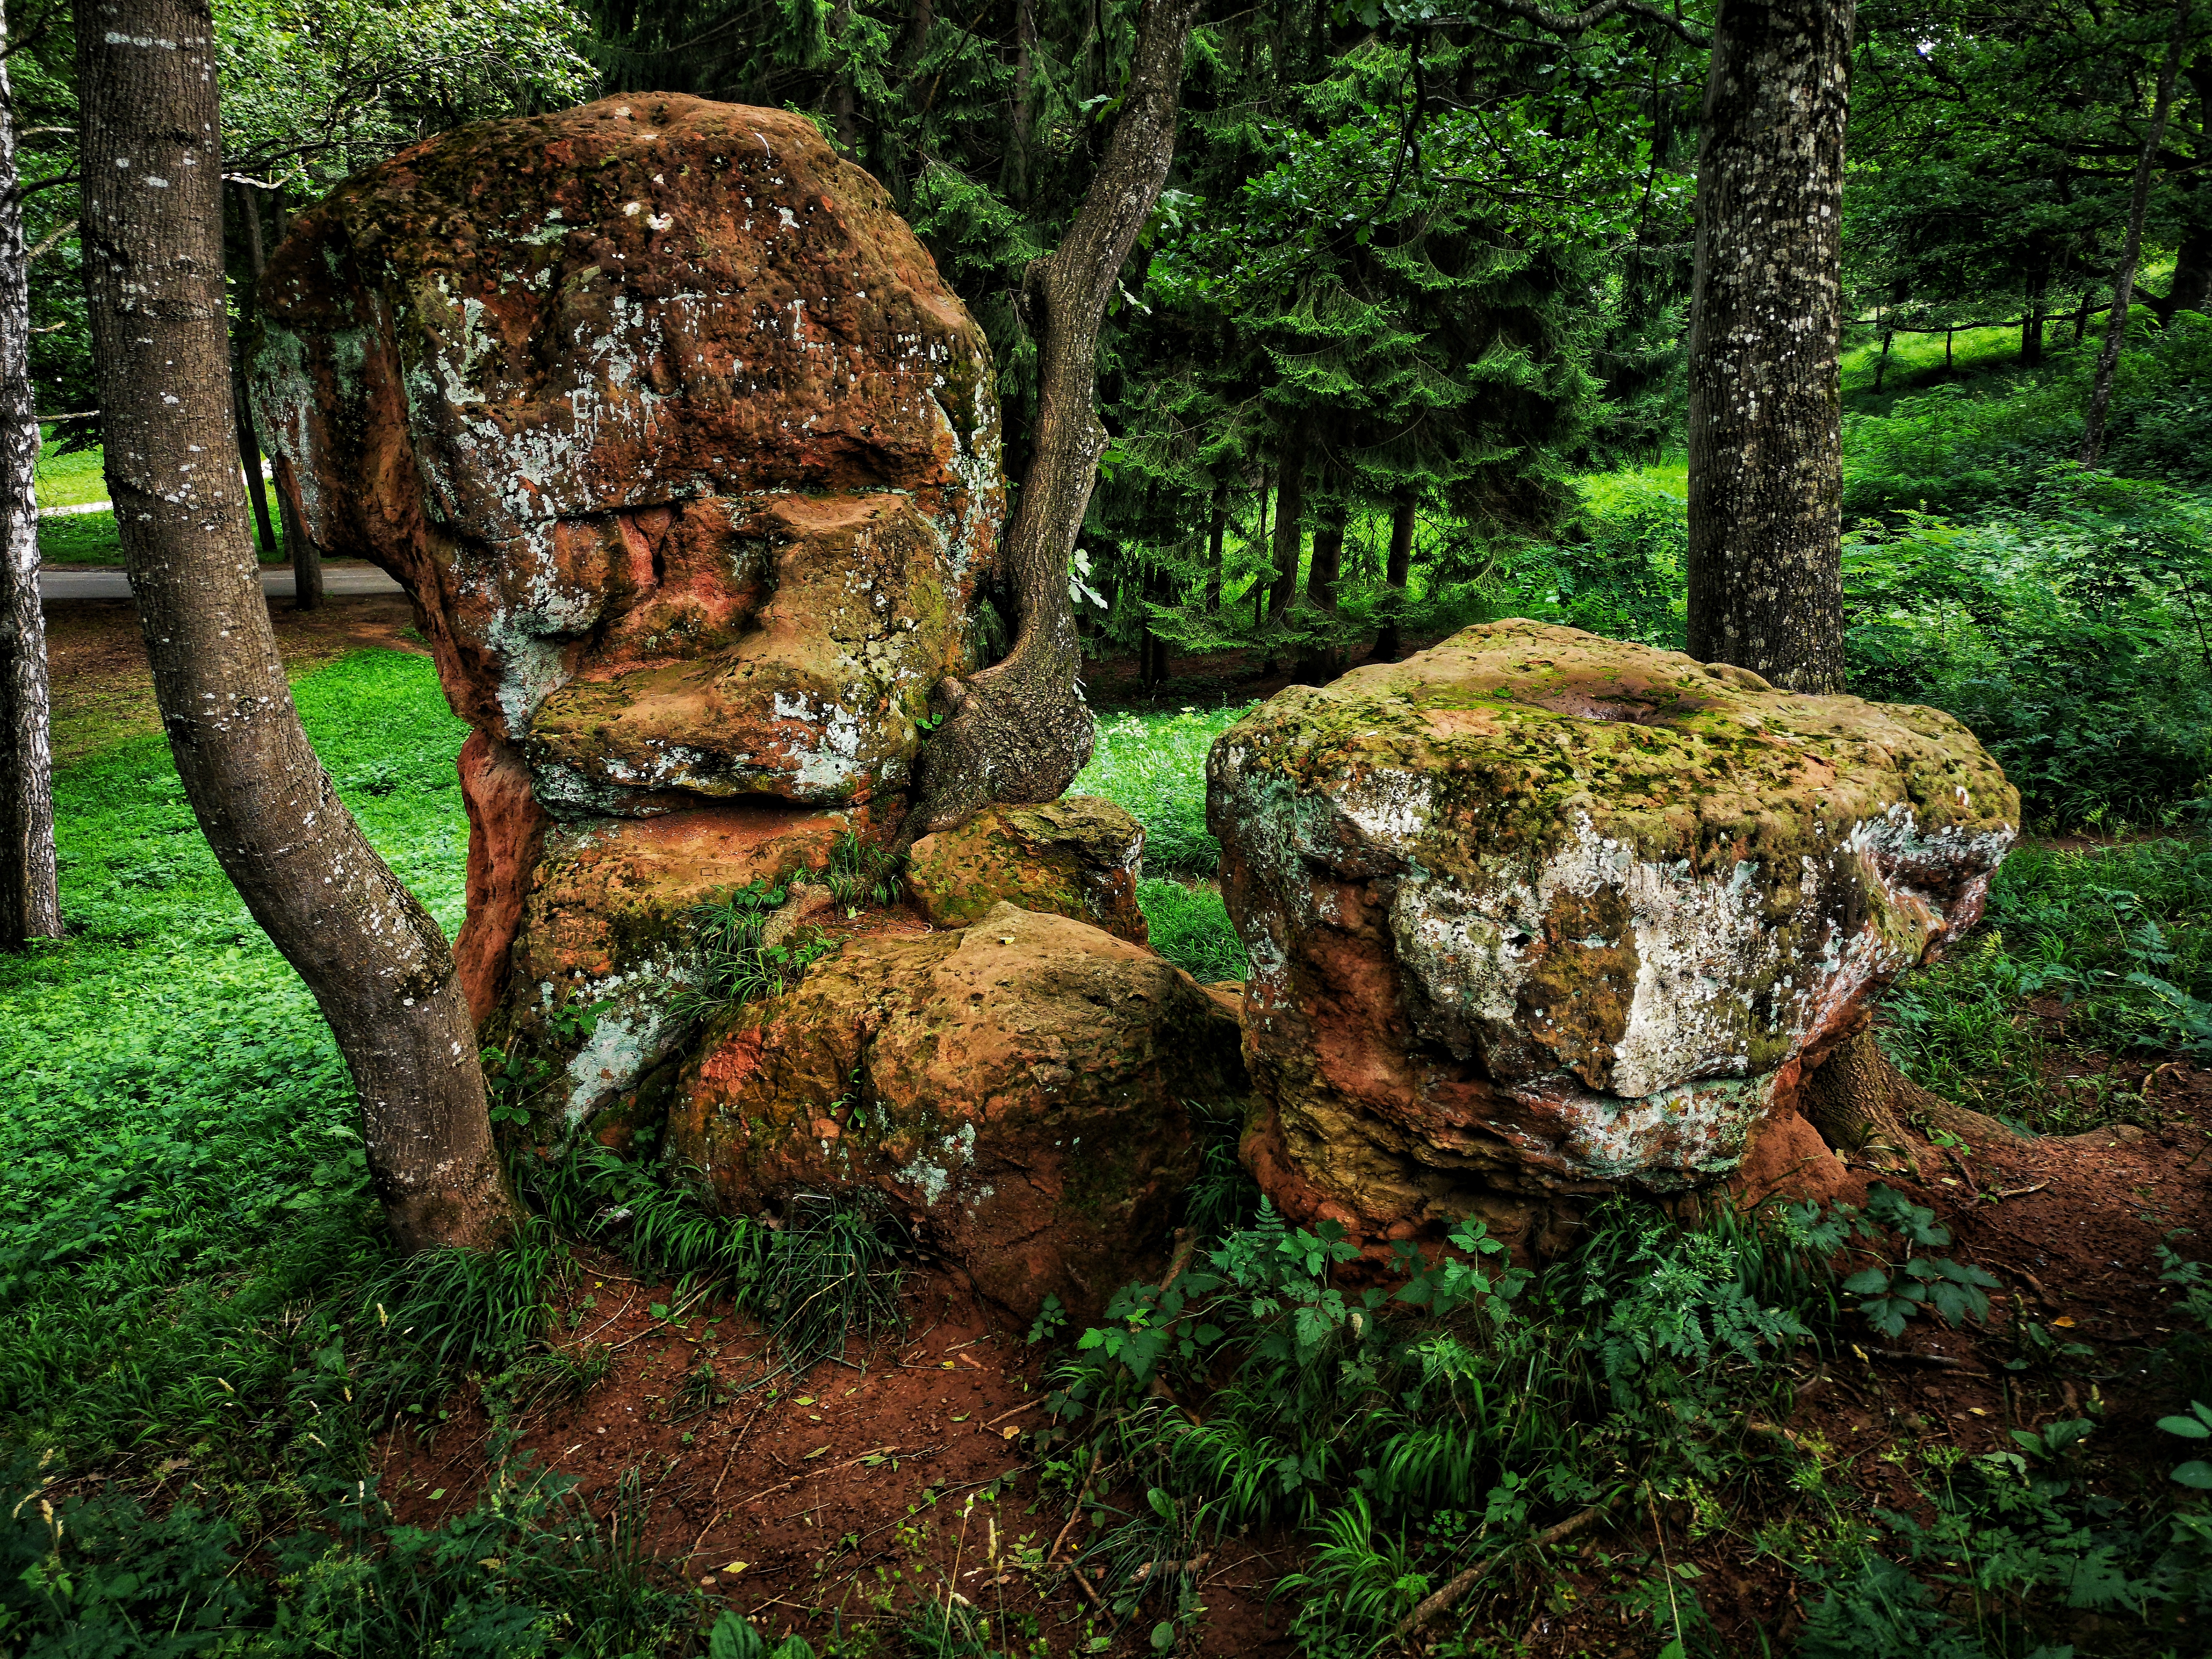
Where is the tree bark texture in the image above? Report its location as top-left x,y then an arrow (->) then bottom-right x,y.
1684,0 -> 1852,694
899,0 -> 1202,840
2079,0 -> 2189,467
78,0 -> 518,1252
0,0 -> 59,949
1802,1025 -> 2020,1174
1375,490 -> 1416,662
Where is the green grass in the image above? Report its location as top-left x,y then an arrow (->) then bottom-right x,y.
1137,878 -> 1248,983
0,650 -> 471,1454
1076,703 -> 1252,878
34,438 -> 108,509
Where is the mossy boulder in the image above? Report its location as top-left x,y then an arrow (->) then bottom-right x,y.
666,903 -> 1246,1318
1208,619 -> 2018,1251
253,95 -> 1002,817
484,800 -> 871,1138
903,796 -> 1148,943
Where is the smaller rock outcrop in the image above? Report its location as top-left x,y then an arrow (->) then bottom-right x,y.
668,903 -> 1246,1318
903,797 -> 1148,943
1210,619 -> 2019,1252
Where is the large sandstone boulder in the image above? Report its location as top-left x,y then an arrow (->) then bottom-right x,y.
254,96 -> 1010,1114
1209,620 -> 2018,1251
253,95 -> 1000,821
667,904 -> 1247,1318
903,797 -> 1148,943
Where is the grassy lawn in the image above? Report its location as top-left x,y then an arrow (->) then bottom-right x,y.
34,439 -> 289,566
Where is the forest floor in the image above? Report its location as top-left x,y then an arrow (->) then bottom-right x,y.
323,1004 -> 2211,1659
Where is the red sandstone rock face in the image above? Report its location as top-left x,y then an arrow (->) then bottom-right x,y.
668,903 -> 1248,1320
253,95 -> 1002,818
1209,620 -> 2019,1253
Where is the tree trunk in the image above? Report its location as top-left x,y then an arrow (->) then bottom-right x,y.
229,187 -> 277,562
1204,477 -> 1226,611
78,0 -> 518,1253
2022,262 -> 2048,367
2073,285 -> 2094,344
1267,427 -> 1307,626
2164,220 -> 2212,320
1006,0 -> 1037,206
1802,1025 -> 2022,1174
235,183 -> 317,606
1375,490 -> 1415,662
1873,327 -> 1891,392
1684,0 -> 1852,695
0,0 -> 59,949
1295,498 -> 1345,682
2080,0 -> 2190,467
830,0 -> 860,154
899,0 -> 1202,841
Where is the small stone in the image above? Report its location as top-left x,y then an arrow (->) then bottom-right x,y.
905,797 -> 1149,943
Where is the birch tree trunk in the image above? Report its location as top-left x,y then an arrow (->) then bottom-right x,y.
1684,0 -> 1853,693
899,0 -> 1202,840
78,0 -> 518,1252
0,0 -> 58,948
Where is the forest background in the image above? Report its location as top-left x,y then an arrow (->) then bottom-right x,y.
10,0 -> 2212,831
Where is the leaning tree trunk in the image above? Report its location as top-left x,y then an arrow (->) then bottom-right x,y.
1684,0 -> 1853,694
78,0 -> 518,1252
2079,0 -> 2189,467
1295,498 -> 1345,683
899,0 -> 1202,840
0,0 -> 58,949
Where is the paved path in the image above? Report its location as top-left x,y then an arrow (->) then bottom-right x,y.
39,565 -> 405,601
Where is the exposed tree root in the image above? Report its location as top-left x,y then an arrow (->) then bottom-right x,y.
1801,1025 -> 2024,1176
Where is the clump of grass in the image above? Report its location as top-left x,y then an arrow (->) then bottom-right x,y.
1137,879 -> 1248,982
1075,704 -> 1253,877
666,878 -> 840,1023
824,827 -> 903,910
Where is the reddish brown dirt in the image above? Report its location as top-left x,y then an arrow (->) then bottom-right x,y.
42,592 -> 421,765
374,1261 -> 1296,1657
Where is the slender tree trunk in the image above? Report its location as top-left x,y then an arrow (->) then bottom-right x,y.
236,184 -> 318,607
2073,285 -> 2094,344
79,0 -> 518,1252
2022,262 -> 2048,367
1007,0 -> 1037,206
0,0 -> 58,949
1684,0 -> 1853,694
900,0 -> 1202,840
1204,477 -> 1226,611
1295,498 -> 1345,682
2080,0 -> 2189,467
229,187 -> 277,561
830,0 -> 860,153
1873,327 -> 1892,392
1267,428 -> 1307,625
1375,490 -> 1416,662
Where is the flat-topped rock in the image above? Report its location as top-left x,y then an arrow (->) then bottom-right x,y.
1208,618 -> 2018,1249
903,796 -> 1148,943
